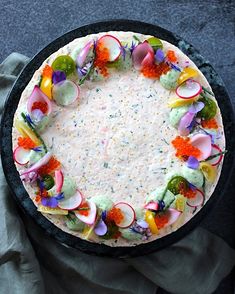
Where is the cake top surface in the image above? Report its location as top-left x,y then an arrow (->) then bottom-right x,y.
12,31 -> 225,247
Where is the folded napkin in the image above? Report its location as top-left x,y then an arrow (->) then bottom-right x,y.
0,53 -> 234,294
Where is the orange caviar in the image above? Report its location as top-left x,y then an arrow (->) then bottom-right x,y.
155,213 -> 169,229
18,136 -> 36,149
172,136 -> 201,159
179,187 -> 197,199
141,61 -> 170,79
38,156 -> 61,175
76,202 -> 89,216
42,65 -> 53,78
201,118 -> 218,129
94,45 -> 110,77
166,50 -> 177,63
35,195 -> 41,203
106,207 -> 124,225
32,101 -> 48,114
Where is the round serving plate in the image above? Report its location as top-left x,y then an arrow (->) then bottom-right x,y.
1,20 -> 235,258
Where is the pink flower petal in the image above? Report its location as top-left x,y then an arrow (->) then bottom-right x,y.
190,134 -> 212,160
132,42 -> 154,70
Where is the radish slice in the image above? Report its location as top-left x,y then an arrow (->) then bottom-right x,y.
144,201 -> 159,211
27,85 -> 52,115
190,134 -> 212,161
52,80 -> 80,106
114,202 -> 136,228
132,42 -> 154,70
165,208 -> 181,226
13,146 -> 31,165
55,170 -> 64,193
176,80 -> 202,99
94,219 -> 108,236
97,35 -> 122,62
75,200 -> 97,225
76,41 -> 93,68
20,152 -> 52,175
209,144 -> 223,166
58,191 -> 82,210
186,188 -> 205,207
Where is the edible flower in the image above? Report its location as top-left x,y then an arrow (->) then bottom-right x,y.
186,156 -> 199,169
155,49 -> 165,63
52,70 -> 66,84
41,196 -> 58,208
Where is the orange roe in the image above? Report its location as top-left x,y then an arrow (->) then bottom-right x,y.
172,136 -> 201,160
106,207 -> 124,225
18,136 -> 36,149
166,50 -> 177,63
201,118 -> 218,129
155,213 -> 169,229
35,195 -> 41,203
179,187 -> 197,199
38,156 -> 61,175
76,202 -> 89,216
32,101 -> 48,114
141,61 -> 170,79
94,44 -> 110,77
42,65 -> 53,78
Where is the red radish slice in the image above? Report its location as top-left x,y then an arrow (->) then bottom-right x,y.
13,146 -> 31,165
176,80 -> 202,99
165,208 -> 181,226
27,85 -> 52,115
75,200 -> 97,225
114,202 -> 136,228
76,41 -> 93,68
55,170 -> 64,193
52,80 -> 80,106
190,134 -> 212,161
58,191 -> 82,210
20,152 -> 52,175
132,42 -> 154,70
98,35 -> 122,62
186,188 -> 205,208
144,201 -> 159,211
209,144 -> 223,166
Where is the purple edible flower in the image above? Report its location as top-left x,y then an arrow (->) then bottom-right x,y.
20,171 -> 38,183
41,197 -> 58,208
189,102 -> 205,114
169,62 -> 181,72
188,182 -> 197,191
32,146 -> 42,152
120,44 -> 128,61
158,200 -> 165,210
129,41 -> 137,55
187,156 -> 199,169
101,210 -> 107,221
55,192 -> 64,201
25,114 -> 35,126
52,70 -> 66,85
155,49 -> 165,63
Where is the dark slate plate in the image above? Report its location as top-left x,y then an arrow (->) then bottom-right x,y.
1,20 -> 235,258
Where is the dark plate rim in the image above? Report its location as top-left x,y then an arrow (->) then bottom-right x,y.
1,19 -> 235,258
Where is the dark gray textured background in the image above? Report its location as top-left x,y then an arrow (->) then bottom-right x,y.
0,0 -> 234,293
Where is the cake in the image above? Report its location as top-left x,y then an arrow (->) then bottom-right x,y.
12,31 -> 225,247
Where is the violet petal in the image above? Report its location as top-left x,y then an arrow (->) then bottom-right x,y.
52,71 -> 66,85
94,219 -> 108,236
187,156 -> 199,169
41,197 -> 58,208
136,220 -> 149,229
189,102 -> 205,114
155,49 -> 165,63
55,192 -> 64,201
31,109 -> 44,123
178,112 -> 195,136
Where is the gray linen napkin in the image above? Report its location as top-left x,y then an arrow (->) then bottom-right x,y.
0,53 -> 234,294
